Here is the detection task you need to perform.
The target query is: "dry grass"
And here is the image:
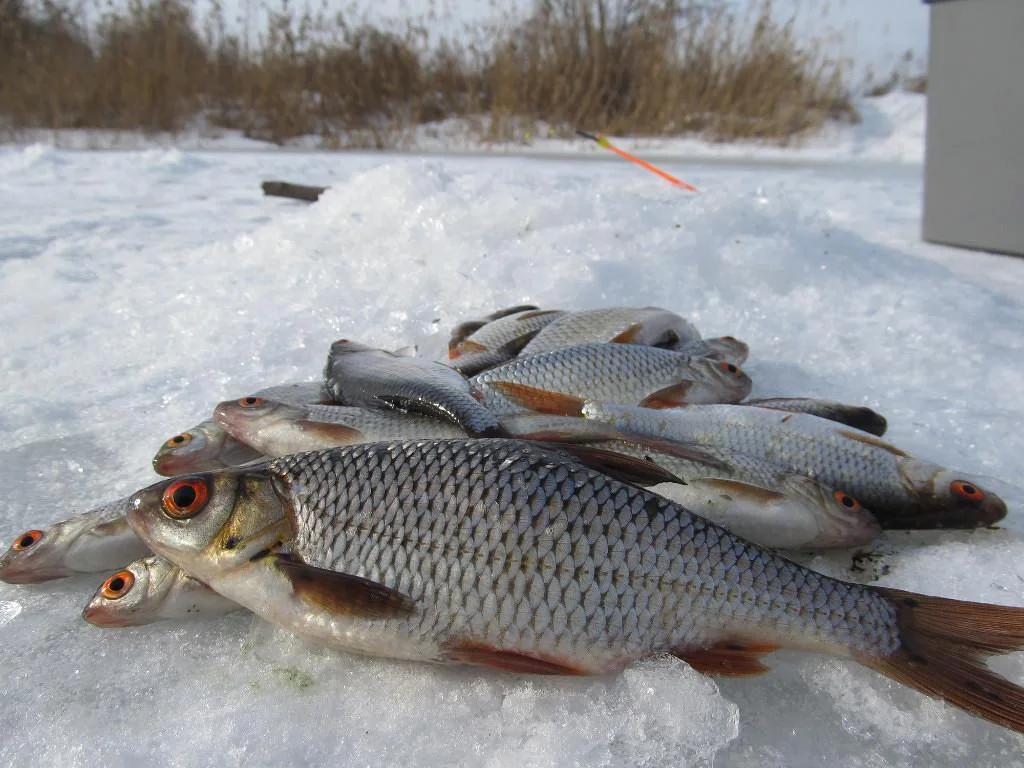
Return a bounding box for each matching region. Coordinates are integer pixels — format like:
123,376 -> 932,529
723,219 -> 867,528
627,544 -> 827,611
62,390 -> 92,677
0,0 -> 859,146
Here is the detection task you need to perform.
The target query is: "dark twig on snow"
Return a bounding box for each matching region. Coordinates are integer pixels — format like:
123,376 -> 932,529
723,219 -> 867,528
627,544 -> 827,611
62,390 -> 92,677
261,181 -> 328,202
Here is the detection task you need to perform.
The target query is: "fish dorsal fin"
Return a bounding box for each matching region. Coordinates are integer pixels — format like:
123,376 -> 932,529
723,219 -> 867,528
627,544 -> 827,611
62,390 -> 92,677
836,429 -> 909,458
543,443 -> 685,487
273,555 -> 416,619
674,642 -> 779,676
486,381 -> 585,416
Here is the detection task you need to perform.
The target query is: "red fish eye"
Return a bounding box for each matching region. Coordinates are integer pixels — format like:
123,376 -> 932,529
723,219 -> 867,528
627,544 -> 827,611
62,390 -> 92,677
719,361 -> 740,375
161,478 -> 210,519
12,529 -> 43,551
951,480 -> 985,502
238,397 -> 265,408
100,570 -> 135,600
833,491 -> 861,511
165,432 -> 192,448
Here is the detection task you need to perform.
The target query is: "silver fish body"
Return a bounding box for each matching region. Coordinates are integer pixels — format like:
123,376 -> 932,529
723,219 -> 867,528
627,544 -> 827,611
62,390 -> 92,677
0,499 -> 149,584
82,555 -> 238,627
470,343 -> 752,416
448,304 -> 543,349
519,307 -> 701,356
324,340 -> 504,436
214,398 -> 466,456
582,402 -> 1007,529
743,397 -> 887,437
448,309 -> 565,375
125,439 -> 1024,734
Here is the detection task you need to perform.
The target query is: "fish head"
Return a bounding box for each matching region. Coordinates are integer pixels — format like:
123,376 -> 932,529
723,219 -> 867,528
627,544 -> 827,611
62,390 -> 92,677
153,421 -> 222,476
329,339 -> 381,357
126,468 -> 293,583
703,336 -> 750,367
214,396 -> 298,438
81,556 -> 169,627
777,475 -> 881,548
897,461 -> 1008,529
685,358 -> 753,403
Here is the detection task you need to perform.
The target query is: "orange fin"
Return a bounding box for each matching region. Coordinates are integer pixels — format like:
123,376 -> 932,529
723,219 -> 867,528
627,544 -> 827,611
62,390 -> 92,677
640,381 -> 693,408
443,640 -> 589,675
837,429 -> 909,458
297,420 -> 366,445
610,322 -> 644,344
273,555 -> 416,619
544,443 -> 685,487
857,586 -> 1024,734
487,381 -> 585,416
450,339 -> 489,359
675,642 -> 779,677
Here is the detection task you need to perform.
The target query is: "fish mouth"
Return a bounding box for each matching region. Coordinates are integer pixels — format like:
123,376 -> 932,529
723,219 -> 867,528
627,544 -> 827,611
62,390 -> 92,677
0,559 -> 76,584
878,496 -> 1008,530
81,603 -> 140,628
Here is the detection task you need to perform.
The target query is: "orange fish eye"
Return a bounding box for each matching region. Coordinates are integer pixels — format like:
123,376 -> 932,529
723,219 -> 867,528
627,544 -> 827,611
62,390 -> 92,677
951,480 -> 985,502
161,478 -> 210,520
238,397 -> 265,408
719,361 -> 740,375
12,529 -> 43,551
165,432 -> 192,448
833,491 -> 861,511
100,570 -> 135,600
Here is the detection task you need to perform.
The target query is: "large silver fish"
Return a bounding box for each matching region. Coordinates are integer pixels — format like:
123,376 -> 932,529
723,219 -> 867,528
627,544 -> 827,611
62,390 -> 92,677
518,307 -> 701,356
470,343 -> 752,416
324,339 -> 505,436
126,439 -> 1024,735
582,402 -> 1007,529
214,397 -> 466,456
448,308 -> 566,376
742,397 -> 887,437
82,555 -> 238,628
0,500 -> 149,584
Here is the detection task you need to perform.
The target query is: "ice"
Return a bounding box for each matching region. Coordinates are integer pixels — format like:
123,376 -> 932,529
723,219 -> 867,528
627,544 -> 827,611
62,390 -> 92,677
1,139 -> 1023,766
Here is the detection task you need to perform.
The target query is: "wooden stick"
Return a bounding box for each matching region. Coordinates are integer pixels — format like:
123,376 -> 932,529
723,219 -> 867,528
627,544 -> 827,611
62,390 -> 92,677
261,181 -> 328,202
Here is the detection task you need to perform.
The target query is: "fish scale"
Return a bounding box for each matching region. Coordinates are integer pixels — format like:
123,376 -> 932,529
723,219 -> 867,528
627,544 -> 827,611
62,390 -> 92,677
271,440 -> 900,666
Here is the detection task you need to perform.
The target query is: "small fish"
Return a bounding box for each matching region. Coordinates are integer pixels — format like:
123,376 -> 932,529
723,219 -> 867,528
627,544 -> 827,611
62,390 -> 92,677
674,336 -> 750,367
582,402 -> 1007,529
448,309 -> 566,376
126,439 -> 1024,735
215,397 -> 466,456
743,397 -> 887,437
82,555 -> 238,628
324,339 -> 505,436
518,306 -> 701,356
448,304 -> 542,349
0,500 -> 150,584
470,343 -> 752,416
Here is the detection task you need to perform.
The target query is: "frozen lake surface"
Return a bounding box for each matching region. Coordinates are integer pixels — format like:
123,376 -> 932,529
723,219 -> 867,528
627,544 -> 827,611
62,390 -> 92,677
0,144 -> 1022,767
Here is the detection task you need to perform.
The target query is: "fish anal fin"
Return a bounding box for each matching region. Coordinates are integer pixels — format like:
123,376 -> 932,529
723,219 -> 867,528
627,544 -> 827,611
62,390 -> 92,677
610,322 -> 644,344
443,640 -> 589,675
640,382 -> 694,409
675,642 -> 779,677
856,586 -> 1024,734
488,381 -> 585,417
296,420 -> 366,445
547,444 -> 685,487
274,555 -> 416,620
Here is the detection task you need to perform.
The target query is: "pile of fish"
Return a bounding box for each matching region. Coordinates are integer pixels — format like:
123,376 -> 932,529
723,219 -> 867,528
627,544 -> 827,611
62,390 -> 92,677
2,304 -> 1022,736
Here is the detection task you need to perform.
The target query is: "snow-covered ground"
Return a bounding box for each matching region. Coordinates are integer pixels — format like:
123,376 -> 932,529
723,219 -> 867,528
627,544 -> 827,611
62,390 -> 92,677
1,118 -> 1023,767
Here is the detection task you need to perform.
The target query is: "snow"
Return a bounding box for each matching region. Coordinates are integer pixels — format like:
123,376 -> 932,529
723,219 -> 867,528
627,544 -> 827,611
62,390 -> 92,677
1,121 -> 1023,766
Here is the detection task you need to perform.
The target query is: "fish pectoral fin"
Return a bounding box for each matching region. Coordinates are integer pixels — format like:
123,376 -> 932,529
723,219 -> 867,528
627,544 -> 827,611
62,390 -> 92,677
639,382 -> 694,409
610,322 -> 644,344
608,435 -> 732,472
674,642 -> 779,677
273,555 -> 416,620
686,478 -> 786,504
442,640 -> 590,675
450,339 -> 489,359
488,381 -> 585,417
547,444 -> 686,487
296,420 -> 366,444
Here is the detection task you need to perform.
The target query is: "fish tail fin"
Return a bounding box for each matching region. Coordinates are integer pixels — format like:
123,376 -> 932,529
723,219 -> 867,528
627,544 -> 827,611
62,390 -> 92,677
856,586 -> 1024,734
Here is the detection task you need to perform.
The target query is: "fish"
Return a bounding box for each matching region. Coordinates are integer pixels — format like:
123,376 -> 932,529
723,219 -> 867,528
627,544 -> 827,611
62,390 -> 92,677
82,555 -> 238,628
214,398 -> 466,456
447,304 -> 543,349
126,439 -> 1024,735
500,414 -> 880,550
324,339 -> 506,436
0,500 -> 150,584
742,397 -> 887,437
448,309 -> 566,376
470,343 -> 752,416
674,336 -> 750,367
581,402 -> 1008,529
518,306 -> 702,357
152,381 -> 330,476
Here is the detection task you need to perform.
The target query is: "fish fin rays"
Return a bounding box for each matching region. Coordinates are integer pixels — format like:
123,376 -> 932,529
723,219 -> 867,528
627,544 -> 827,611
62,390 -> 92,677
273,555 -> 416,619
674,642 -> 779,677
487,381 -> 586,417
442,640 -> 590,675
640,382 -> 693,408
296,420 -> 365,444
857,586 -> 1024,734
544,444 -> 685,487
610,322 -> 644,344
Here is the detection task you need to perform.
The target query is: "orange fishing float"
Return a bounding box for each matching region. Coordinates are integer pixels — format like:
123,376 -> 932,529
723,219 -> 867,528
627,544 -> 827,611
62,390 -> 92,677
576,129 -> 698,192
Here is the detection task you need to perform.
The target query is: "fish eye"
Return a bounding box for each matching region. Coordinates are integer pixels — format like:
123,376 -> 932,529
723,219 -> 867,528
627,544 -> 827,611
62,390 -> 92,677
161,478 -> 210,520
11,529 -> 44,551
165,432 -> 192,448
238,397 -> 265,408
950,480 -> 985,502
833,491 -> 861,511
719,361 -> 740,375
100,570 -> 135,600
